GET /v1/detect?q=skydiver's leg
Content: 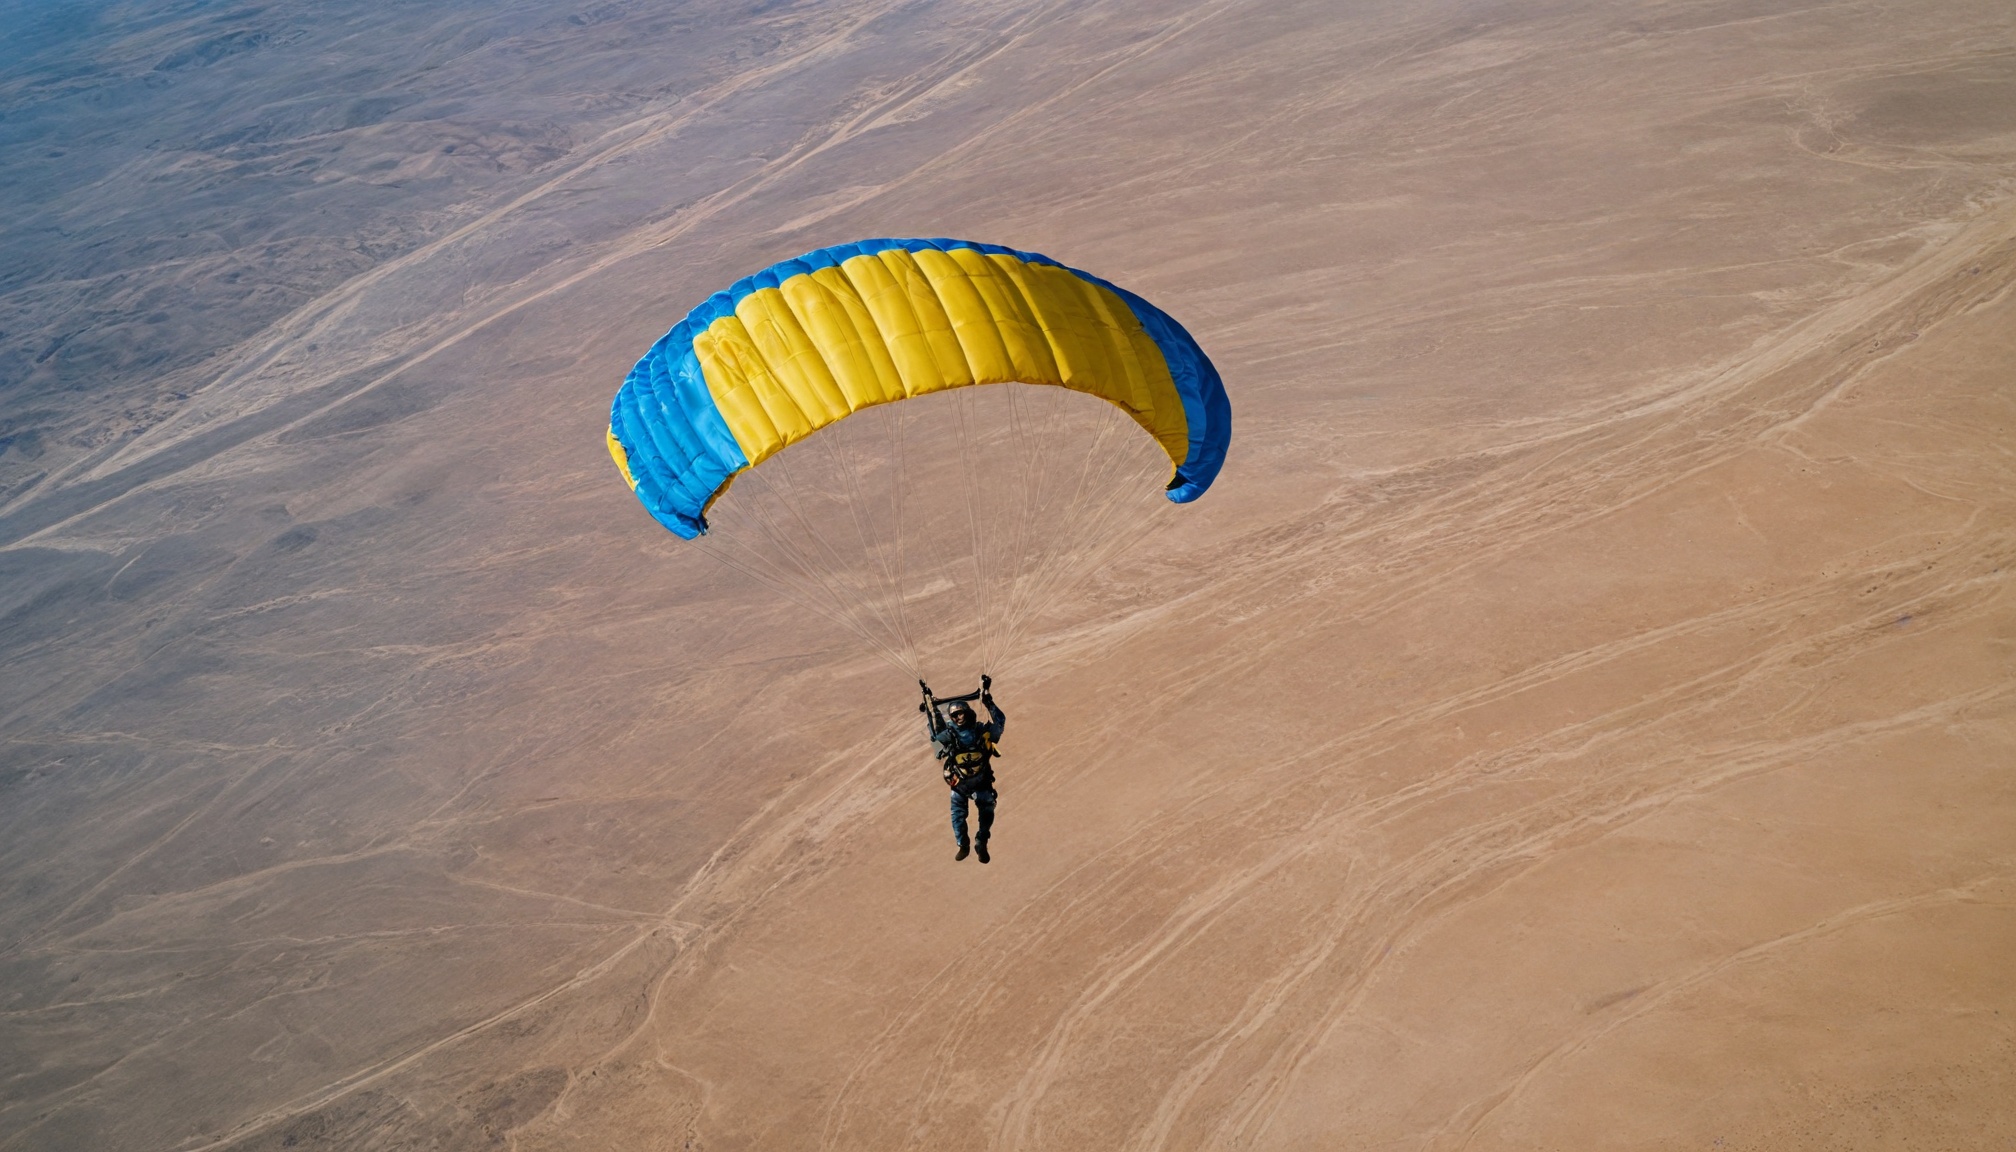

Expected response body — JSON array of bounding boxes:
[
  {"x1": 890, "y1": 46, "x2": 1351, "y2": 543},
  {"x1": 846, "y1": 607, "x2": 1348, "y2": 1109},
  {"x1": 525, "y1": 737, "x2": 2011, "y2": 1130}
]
[
  {"x1": 972, "y1": 789, "x2": 997, "y2": 861},
  {"x1": 974, "y1": 790, "x2": 996, "y2": 845},
  {"x1": 950, "y1": 789, "x2": 972, "y2": 854}
]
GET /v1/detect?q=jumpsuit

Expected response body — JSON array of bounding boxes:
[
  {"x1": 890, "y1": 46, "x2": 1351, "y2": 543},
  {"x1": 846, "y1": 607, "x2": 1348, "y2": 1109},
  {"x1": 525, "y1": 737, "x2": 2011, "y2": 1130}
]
[{"x1": 932, "y1": 697, "x2": 1005, "y2": 850}]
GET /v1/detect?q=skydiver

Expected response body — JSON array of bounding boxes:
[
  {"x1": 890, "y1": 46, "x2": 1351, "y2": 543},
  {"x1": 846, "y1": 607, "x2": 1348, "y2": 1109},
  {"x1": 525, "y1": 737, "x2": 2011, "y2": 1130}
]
[{"x1": 923, "y1": 676, "x2": 1005, "y2": 863}]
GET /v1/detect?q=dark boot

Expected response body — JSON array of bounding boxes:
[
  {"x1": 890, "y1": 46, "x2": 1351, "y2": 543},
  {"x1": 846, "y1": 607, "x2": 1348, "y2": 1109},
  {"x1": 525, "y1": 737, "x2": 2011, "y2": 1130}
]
[
  {"x1": 955, "y1": 842, "x2": 970, "y2": 861},
  {"x1": 975, "y1": 840, "x2": 990, "y2": 864}
]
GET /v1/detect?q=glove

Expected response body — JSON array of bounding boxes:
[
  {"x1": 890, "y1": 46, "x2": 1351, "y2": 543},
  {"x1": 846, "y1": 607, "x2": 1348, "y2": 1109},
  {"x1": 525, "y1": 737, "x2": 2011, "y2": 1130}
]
[{"x1": 981, "y1": 674, "x2": 992, "y2": 691}]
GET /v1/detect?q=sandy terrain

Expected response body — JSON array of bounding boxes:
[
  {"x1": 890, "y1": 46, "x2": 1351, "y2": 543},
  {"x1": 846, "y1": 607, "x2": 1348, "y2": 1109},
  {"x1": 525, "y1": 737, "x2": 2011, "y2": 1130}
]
[{"x1": 3, "y1": 0, "x2": 2014, "y2": 1149}]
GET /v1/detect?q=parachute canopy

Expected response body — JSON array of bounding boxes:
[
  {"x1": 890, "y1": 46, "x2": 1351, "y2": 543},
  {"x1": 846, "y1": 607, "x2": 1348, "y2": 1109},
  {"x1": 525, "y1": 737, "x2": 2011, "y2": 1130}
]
[{"x1": 607, "y1": 238, "x2": 1230, "y2": 539}]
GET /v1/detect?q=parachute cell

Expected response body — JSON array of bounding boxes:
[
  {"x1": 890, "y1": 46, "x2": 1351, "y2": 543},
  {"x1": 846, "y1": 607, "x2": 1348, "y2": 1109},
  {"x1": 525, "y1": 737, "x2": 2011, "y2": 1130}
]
[{"x1": 607, "y1": 238, "x2": 1230, "y2": 539}]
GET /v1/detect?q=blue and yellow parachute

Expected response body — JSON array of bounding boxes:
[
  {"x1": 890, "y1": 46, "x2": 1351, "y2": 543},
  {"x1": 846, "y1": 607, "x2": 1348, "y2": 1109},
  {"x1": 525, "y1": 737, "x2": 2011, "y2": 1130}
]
[{"x1": 607, "y1": 238, "x2": 1230, "y2": 538}]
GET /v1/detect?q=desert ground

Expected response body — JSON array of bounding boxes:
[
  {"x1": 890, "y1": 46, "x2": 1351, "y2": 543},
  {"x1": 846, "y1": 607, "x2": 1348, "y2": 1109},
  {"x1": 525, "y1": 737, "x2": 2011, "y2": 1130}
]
[{"x1": 3, "y1": 0, "x2": 2014, "y2": 1149}]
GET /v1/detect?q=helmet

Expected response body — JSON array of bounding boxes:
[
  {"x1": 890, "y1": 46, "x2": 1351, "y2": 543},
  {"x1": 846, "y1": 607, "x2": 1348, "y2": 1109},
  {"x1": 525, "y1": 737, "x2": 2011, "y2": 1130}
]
[{"x1": 947, "y1": 700, "x2": 976, "y2": 720}]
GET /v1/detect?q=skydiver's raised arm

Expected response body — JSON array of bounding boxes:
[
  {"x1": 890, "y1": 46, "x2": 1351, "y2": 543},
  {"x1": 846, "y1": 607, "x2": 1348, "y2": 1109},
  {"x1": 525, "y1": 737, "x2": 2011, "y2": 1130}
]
[{"x1": 920, "y1": 680, "x2": 948, "y2": 739}]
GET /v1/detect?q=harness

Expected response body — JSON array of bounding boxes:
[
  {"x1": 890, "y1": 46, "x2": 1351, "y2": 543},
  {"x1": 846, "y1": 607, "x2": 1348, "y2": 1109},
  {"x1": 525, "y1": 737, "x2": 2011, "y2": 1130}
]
[{"x1": 939, "y1": 727, "x2": 999, "y2": 786}]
